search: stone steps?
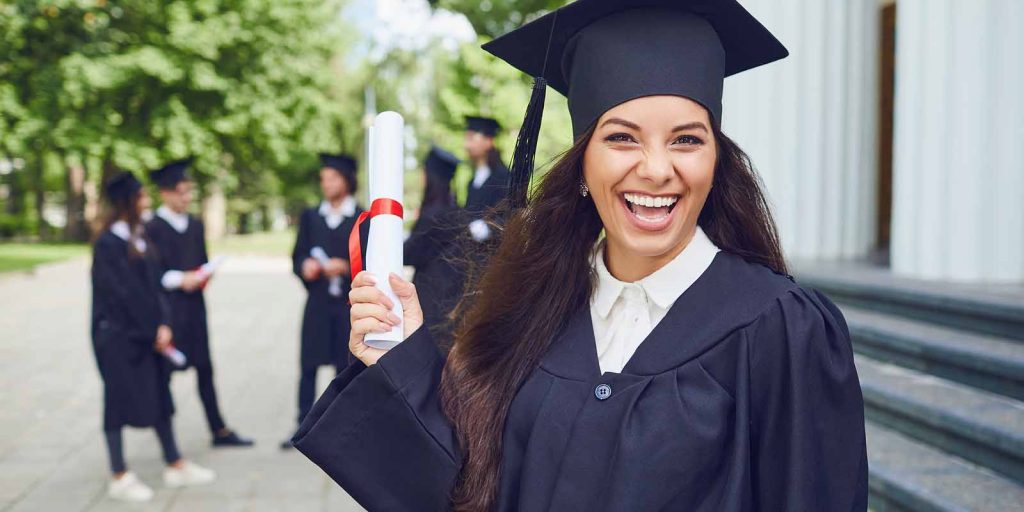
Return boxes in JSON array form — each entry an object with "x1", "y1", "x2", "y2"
[
  {"x1": 866, "y1": 422, "x2": 1024, "y2": 512},
  {"x1": 800, "y1": 268, "x2": 1024, "y2": 342},
  {"x1": 844, "y1": 306, "x2": 1024, "y2": 401},
  {"x1": 797, "y1": 264, "x2": 1024, "y2": 509},
  {"x1": 856, "y1": 355, "x2": 1024, "y2": 485}
]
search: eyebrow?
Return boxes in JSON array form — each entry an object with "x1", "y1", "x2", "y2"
[
  {"x1": 672, "y1": 122, "x2": 709, "y2": 134},
  {"x1": 600, "y1": 118, "x2": 709, "y2": 134},
  {"x1": 600, "y1": 117, "x2": 640, "y2": 130}
]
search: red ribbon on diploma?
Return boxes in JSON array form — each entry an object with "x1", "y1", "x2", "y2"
[{"x1": 348, "y1": 197, "x2": 404, "y2": 279}]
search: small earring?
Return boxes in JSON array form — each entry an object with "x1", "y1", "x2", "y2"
[{"x1": 579, "y1": 180, "x2": 589, "y2": 197}]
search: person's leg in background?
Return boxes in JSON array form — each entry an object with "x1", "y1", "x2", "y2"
[
  {"x1": 297, "y1": 366, "x2": 318, "y2": 424},
  {"x1": 104, "y1": 428, "x2": 155, "y2": 502},
  {"x1": 282, "y1": 366, "x2": 318, "y2": 450},
  {"x1": 156, "y1": 416, "x2": 217, "y2": 488},
  {"x1": 195, "y1": 363, "x2": 253, "y2": 447}
]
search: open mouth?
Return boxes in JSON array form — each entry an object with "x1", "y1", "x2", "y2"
[{"x1": 622, "y1": 192, "x2": 680, "y2": 223}]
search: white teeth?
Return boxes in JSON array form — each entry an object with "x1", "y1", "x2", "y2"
[{"x1": 623, "y1": 193, "x2": 679, "y2": 208}]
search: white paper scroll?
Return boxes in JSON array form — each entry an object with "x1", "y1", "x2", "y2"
[
  {"x1": 364, "y1": 111, "x2": 405, "y2": 349},
  {"x1": 310, "y1": 247, "x2": 341, "y2": 297}
]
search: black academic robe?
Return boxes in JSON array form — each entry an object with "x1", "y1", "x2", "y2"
[
  {"x1": 292, "y1": 206, "x2": 365, "y2": 369},
  {"x1": 293, "y1": 251, "x2": 868, "y2": 511},
  {"x1": 465, "y1": 162, "x2": 510, "y2": 217},
  {"x1": 404, "y1": 202, "x2": 464, "y2": 351},
  {"x1": 146, "y1": 215, "x2": 210, "y2": 370},
  {"x1": 91, "y1": 230, "x2": 175, "y2": 430}
]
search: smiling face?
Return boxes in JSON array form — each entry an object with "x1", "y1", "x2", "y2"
[{"x1": 582, "y1": 95, "x2": 717, "y2": 279}]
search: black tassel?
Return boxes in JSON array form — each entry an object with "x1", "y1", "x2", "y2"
[{"x1": 507, "y1": 76, "x2": 547, "y2": 210}]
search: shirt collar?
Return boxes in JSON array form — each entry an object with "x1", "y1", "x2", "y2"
[
  {"x1": 591, "y1": 226, "x2": 720, "y2": 318},
  {"x1": 319, "y1": 196, "x2": 357, "y2": 218},
  {"x1": 156, "y1": 206, "x2": 190, "y2": 233},
  {"x1": 110, "y1": 220, "x2": 132, "y2": 241},
  {"x1": 110, "y1": 220, "x2": 147, "y2": 252},
  {"x1": 472, "y1": 165, "x2": 491, "y2": 188}
]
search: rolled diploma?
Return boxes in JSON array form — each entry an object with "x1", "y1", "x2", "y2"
[{"x1": 364, "y1": 111, "x2": 404, "y2": 349}]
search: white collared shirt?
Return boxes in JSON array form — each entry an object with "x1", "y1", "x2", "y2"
[
  {"x1": 319, "y1": 196, "x2": 357, "y2": 229},
  {"x1": 472, "y1": 165, "x2": 491, "y2": 189},
  {"x1": 110, "y1": 220, "x2": 147, "y2": 253},
  {"x1": 590, "y1": 227, "x2": 720, "y2": 374},
  {"x1": 153, "y1": 206, "x2": 192, "y2": 290},
  {"x1": 156, "y1": 205, "x2": 190, "y2": 234}
]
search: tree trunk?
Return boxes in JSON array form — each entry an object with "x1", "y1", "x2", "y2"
[
  {"x1": 31, "y1": 153, "x2": 47, "y2": 240},
  {"x1": 238, "y1": 212, "x2": 251, "y2": 235},
  {"x1": 63, "y1": 157, "x2": 88, "y2": 242}
]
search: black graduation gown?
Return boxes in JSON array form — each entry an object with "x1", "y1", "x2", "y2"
[
  {"x1": 292, "y1": 206, "x2": 365, "y2": 369},
  {"x1": 91, "y1": 230, "x2": 175, "y2": 430},
  {"x1": 404, "y1": 202, "x2": 464, "y2": 351},
  {"x1": 464, "y1": 162, "x2": 510, "y2": 217},
  {"x1": 146, "y1": 215, "x2": 211, "y2": 370},
  {"x1": 293, "y1": 251, "x2": 868, "y2": 511}
]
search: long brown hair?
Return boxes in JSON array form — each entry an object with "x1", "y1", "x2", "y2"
[
  {"x1": 440, "y1": 125, "x2": 787, "y2": 511},
  {"x1": 98, "y1": 189, "x2": 147, "y2": 258}
]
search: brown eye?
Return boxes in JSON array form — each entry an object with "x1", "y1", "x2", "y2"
[
  {"x1": 673, "y1": 135, "x2": 704, "y2": 146},
  {"x1": 605, "y1": 133, "x2": 637, "y2": 143}
]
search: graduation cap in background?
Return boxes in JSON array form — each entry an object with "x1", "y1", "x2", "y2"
[
  {"x1": 149, "y1": 157, "x2": 194, "y2": 190},
  {"x1": 424, "y1": 145, "x2": 461, "y2": 181},
  {"x1": 319, "y1": 153, "x2": 359, "y2": 193},
  {"x1": 482, "y1": 0, "x2": 789, "y2": 208},
  {"x1": 104, "y1": 172, "x2": 143, "y2": 203},
  {"x1": 465, "y1": 116, "x2": 502, "y2": 138}
]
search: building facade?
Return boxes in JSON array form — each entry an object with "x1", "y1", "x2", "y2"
[{"x1": 722, "y1": 0, "x2": 1023, "y2": 283}]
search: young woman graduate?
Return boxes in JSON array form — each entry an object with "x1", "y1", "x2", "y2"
[
  {"x1": 91, "y1": 172, "x2": 216, "y2": 502},
  {"x1": 293, "y1": 1, "x2": 868, "y2": 510},
  {"x1": 146, "y1": 158, "x2": 254, "y2": 448},
  {"x1": 404, "y1": 145, "x2": 465, "y2": 352}
]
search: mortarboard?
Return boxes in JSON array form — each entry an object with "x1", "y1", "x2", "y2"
[
  {"x1": 424, "y1": 145, "x2": 461, "y2": 181},
  {"x1": 482, "y1": 0, "x2": 788, "y2": 207},
  {"x1": 105, "y1": 172, "x2": 143, "y2": 202},
  {"x1": 149, "y1": 158, "x2": 193, "y2": 190},
  {"x1": 465, "y1": 116, "x2": 502, "y2": 138}
]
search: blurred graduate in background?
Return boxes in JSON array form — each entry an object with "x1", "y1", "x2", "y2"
[
  {"x1": 462, "y1": 116, "x2": 510, "y2": 244},
  {"x1": 282, "y1": 153, "x2": 366, "y2": 449},
  {"x1": 92, "y1": 172, "x2": 216, "y2": 502},
  {"x1": 404, "y1": 145, "x2": 464, "y2": 352},
  {"x1": 146, "y1": 159, "x2": 254, "y2": 449}
]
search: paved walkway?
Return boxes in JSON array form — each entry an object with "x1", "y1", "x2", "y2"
[{"x1": 0, "y1": 256, "x2": 364, "y2": 511}]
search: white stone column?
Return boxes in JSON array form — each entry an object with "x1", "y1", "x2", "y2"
[
  {"x1": 890, "y1": 0, "x2": 1024, "y2": 282},
  {"x1": 721, "y1": 0, "x2": 880, "y2": 262}
]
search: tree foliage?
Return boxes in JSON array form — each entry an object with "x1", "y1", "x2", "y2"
[{"x1": 0, "y1": 0, "x2": 360, "y2": 238}]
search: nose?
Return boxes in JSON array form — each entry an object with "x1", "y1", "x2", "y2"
[{"x1": 635, "y1": 146, "x2": 674, "y2": 185}]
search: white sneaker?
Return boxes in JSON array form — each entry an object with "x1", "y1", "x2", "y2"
[
  {"x1": 107, "y1": 472, "x2": 154, "y2": 502},
  {"x1": 163, "y1": 460, "x2": 217, "y2": 488}
]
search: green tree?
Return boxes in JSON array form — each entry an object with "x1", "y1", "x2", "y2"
[{"x1": 0, "y1": 0, "x2": 359, "y2": 240}]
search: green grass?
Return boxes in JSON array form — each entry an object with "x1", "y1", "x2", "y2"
[
  {"x1": 209, "y1": 229, "x2": 296, "y2": 256},
  {"x1": 0, "y1": 230, "x2": 296, "y2": 273},
  {"x1": 0, "y1": 242, "x2": 88, "y2": 273}
]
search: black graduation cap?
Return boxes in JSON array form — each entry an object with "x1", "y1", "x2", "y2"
[
  {"x1": 424, "y1": 145, "x2": 461, "y2": 181},
  {"x1": 104, "y1": 172, "x2": 143, "y2": 202},
  {"x1": 148, "y1": 157, "x2": 193, "y2": 190},
  {"x1": 318, "y1": 153, "x2": 359, "y2": 192},
  {"x1": 465, "y1": 116, "x2": 502, "y2": 137},
  {"x1": 482, "y1": 0, "x2": 788, "y2": 208}
]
